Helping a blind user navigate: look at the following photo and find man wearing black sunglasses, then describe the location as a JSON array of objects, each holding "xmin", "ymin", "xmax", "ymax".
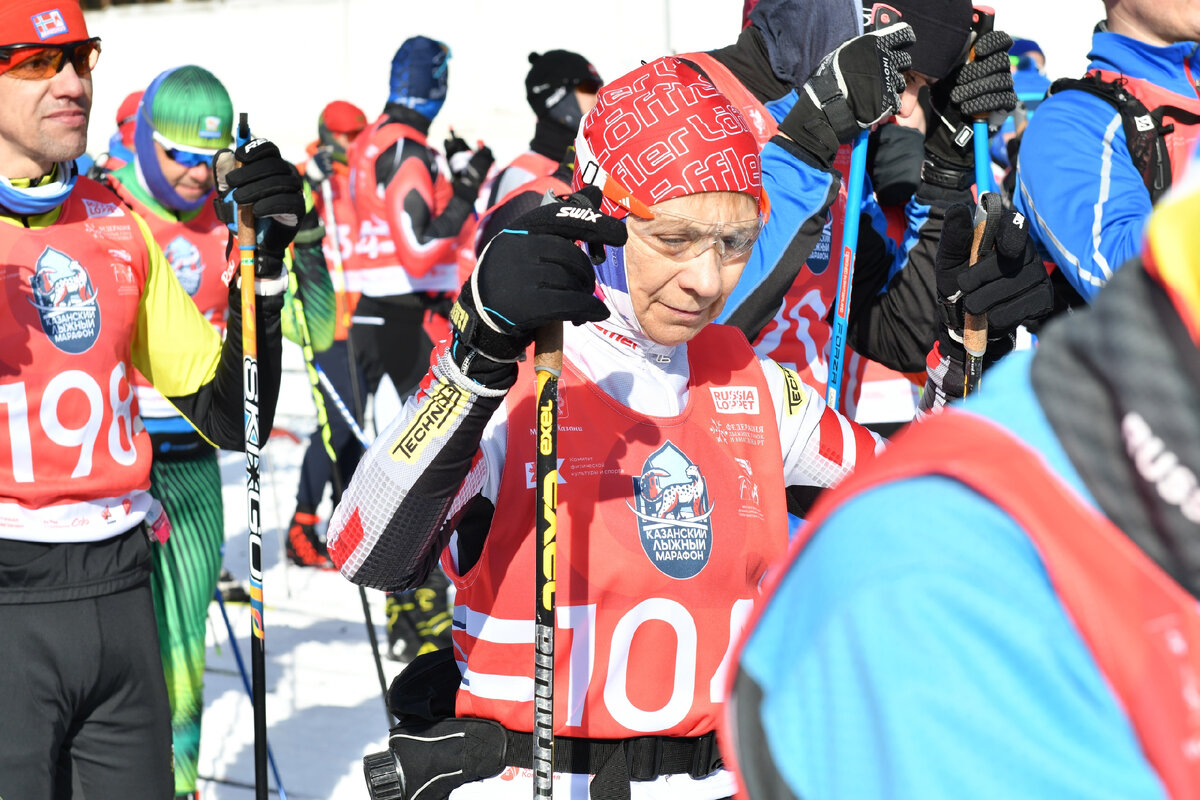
[{"xmin": 0, "ymin": 3, "xmax": 303, "ymax": 798}]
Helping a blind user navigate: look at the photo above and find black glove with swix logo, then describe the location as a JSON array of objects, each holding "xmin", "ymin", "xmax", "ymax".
[
  {"xmin": 778, "ymin": 23, "xmax": 915, "ymax": 170},
  {"xmin": 449, "ymin": 185, "xmax": 625, "ymax": 387}
]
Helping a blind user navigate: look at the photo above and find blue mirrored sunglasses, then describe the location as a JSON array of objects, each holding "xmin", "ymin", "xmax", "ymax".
[{"xmin": 152, "ymin": 130, "xmax": 213, "ymax": 169}]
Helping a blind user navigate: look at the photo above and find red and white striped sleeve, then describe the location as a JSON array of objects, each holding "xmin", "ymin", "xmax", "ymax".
[{"xmin": 761, "ymin": 358, "xmax": 886, "ymax": 488}]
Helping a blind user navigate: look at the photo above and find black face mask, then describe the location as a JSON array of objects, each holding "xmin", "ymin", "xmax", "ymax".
[{"xmin": 544, "ymin": 87, "xmax": 586, "ymax": 131}]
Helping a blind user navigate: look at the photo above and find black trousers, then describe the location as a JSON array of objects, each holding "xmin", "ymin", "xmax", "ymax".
[
  {"xmin": 350, "ymin": 294, "xmax": 439, "ymax": 402},
  {"xmin": 0, "ymin": 578, "xmax": 172, "ymax": 799}
]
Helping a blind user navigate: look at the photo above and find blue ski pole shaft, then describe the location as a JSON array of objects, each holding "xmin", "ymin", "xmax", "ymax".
[
  {"xmin": 970, "ymin": 6, "xmax": 997, "ymax": 195},
  {"xmin": 213, "ymin": 590, "xmax": 289, "ymax": 800},
  {"xmin": 826, "ymin": 130, "xmax": 869, "ymax": 411},
  {"xmin": 973, "ymin": 119, "xmax": 991, "ymax": 195}
]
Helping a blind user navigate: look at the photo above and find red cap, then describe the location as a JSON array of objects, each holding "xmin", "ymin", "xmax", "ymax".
[
  {"xmin": 320, "ymin": 100, "xmax": 368, "ymax": 135},
  {"xmin": 572, "ymin": 56, "xmax": 763, "ymax": 220},
  {"xmin": 115, "ymin": 89, "xmax": 142, "ymax": 147},
  {"xmin": 0, "ymin": 1, "xmax": 89, "ymax": 48}
]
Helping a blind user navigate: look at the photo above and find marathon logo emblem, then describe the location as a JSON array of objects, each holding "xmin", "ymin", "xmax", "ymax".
[
  {"xmin": 807, "ymin": 213, "xmax": 833, "ymax": 275},
  {"xmin": 628, "ymin": 442, "xmax": 713, "ymax": 579},
  {"xmin": 164, "ymin": 235, "xmax": 203, "ymax": 295},
  {"xmin": 779, "ymin": 365, "xmax": 806, "ymax": 416},
  {"xmin": 390, "ymin": 383, "xmax": 467, "ymax": 464},
  {"xmin": 28, "ymin": 247, "xmax": 101, "ymax": 354},
  {"xmin": 82, "ymin": 198, "xmax": 125, "ymax": 218},
  {"xmin": 31, "ymin": 9, "xmax": 68, "ymax": 40}
]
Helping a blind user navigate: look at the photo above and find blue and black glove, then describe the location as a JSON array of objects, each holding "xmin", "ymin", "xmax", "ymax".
[{"xmin": 778, "ymin": 23, "xmax": 915, "ymax": 170}]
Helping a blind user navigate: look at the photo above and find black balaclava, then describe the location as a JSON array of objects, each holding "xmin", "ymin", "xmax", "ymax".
[{"xmin": 526, "ymin": 50, "xmax": 602, "ymax": 161}]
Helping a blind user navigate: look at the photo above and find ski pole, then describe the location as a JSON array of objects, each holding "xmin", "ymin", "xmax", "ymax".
[
  {"xmin": 314, "ymin": 362, "xmax": 370, "ymax": 448},
  {"xmin": 963, "ymin": 191, "xmax": 1001, "ymax": 394},
  {"xmin": 213, "ymin": 589, "xmax": 290, "ymax": 800},
  {"xmin": 531, "ymin": 191, "xmax": 575, "ymax": 799},
  {"xmin": 826, "ymin": 3, "xmax": 898, "ymax": 411},
  {"xmin": 533, "ymin": 319, "xmax": 560, "ymax": 800},
  {"xmin": 970, "ymin": 6, "xmax": 997, "ymax": 195},
  {"xmin": 318, "ymin": 170, "xmax": 367, "ymax": 431},
  {"xmin": 825, "ymin": 130, "xmax": 869, "ymax": 412},
  {"xmin": 287, "ymin": 271, "xmax": 393, "ymax": 727},
  {"xmin": 233, "ymin": 112, "xmax": 270, "ymax": 800}
]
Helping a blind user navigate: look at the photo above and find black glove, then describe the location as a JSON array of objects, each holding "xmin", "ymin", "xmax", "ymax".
[
  {"xmin": 444, "ymin": 130, "xmax": 471, "ymax": 163},
  {"xmin": 213, "ymin": 138, "xmax": 304, "ymax": 278},
  {"xmin": 304, "ymin": 146, "xmax": 336, "ymax": 187},
  {"xmin": 934, "ymin": 202, "xmax": 1053, "ymax": 362},
  {"xmin": 450, "ymin": 186, "xmax": 624, "ymax": 380},
  {"xmin": 923, "ymin": 30, "xmax": 1017, "ymax": 188},
  {"xmin": 778, "ymin": 23, "xmax": 915, "ymax": 170},
  {"xmin": 451, "ymin": 145, "xmax": 494, "ymax": 204}
]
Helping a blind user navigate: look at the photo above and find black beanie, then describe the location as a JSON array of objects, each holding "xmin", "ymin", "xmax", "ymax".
[
  {"xmin": 865, "ymin": 0, "xmax": 973, "ymax": 80},
  {"xmin": 525, "ymin": 50, "xmax": 602, "ymax": 118}
]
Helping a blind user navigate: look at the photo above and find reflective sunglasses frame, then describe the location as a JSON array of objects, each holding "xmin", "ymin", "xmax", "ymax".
[
  {"xmin": 152, "ymin": 130, "xmax": 215, "ymax": 169},
  {"xmin": 0, "ymin": 37, "xmax": 101, "ymax": 81}
]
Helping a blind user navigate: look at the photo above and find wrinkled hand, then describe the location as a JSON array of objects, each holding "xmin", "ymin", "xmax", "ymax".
[
  {"xmin": 214, "ymin": 138, "xmax": 304, "ymax": 278},
  {"xmin": 451, "ymin": 186, "xmax": 624, "ymax": 375},
  {"xmin": 778, "ymin": 23, "xmax": 915, "ymax": 169},
  {"xmin": 925, "ymin": 30, "xmax": 1018, "ymax": 178}
]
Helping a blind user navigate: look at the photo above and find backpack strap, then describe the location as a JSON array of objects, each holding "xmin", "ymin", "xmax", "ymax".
[{"xmin": 1048, "ymin": 73, "xmax": 1173, "ymax": 203}]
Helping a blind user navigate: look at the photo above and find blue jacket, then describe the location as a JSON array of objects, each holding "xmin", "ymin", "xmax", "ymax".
[
  {"xmin": 989, "ymin": 64, "xmax": 1051, "ymax": 169},
  {"xmin": 1014, "ymin": 31, "xmax": 1200, "ymax": 301},
  {"xmin": 735, "ymin": 351, "xmax": 1168, "ymax": 799},
  {"xmin": 719, "ymin": 90, "xmax": 928, "ymax": 370}
]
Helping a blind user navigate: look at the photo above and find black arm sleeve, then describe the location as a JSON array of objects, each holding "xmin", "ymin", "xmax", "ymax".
[
  {"xmin": 337, "ymin": 355, "xmax": 515, "ymax": 592},
  {"xmin": 847, "ymin": 182, "xmax": 973, "ymax": 372},
  {"xmin": 167, "ymin": 285, "xmax": 284, "ymax": 451},
  {"xmin": 868, "ymin": 124, "xmax": 924, "ymax": 207}
]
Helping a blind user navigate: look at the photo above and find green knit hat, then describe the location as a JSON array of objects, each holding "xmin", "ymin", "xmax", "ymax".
[{"xmin": 141, "ymin": 65, "xmax": 233, "ymax": 152}]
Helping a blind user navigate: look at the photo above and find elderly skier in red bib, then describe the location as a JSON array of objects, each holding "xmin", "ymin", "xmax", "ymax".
[{"xmin": 328, "ymin": 46, "xmax": 912, "ymax": 798}]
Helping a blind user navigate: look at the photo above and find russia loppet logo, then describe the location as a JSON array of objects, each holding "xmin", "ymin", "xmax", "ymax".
[
  {"xmin": 628, "ymin": 442, "xmax": 713, "ymax": 579},
  {"xmin": 28, "ymin": 247, "xmax": 101, "ymax": 354},
  {"xmin": 164, "ymin": 235, "xmax": 203, "ymax": 295}
]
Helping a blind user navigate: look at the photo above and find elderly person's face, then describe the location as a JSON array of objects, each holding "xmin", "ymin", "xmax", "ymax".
[{"xmin": 623, "ymin": 190, "xmax": 760, "ymax": 347}]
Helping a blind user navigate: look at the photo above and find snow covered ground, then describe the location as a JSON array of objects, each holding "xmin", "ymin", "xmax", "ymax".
[{"xmin": 198, "ymin": 343, "xmax": 401, "ymax": 800}]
